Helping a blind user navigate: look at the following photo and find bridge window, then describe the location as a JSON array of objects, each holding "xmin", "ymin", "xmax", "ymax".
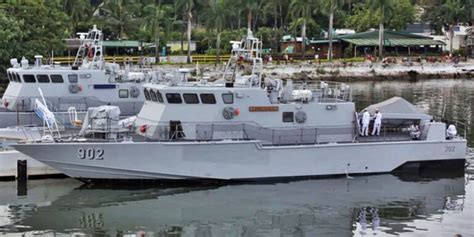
[
  {"xmin": 6, "ymin": 72, "xmax": 12, "ymax": 82},
  {"xmin": 282, "ymin": 112, "xmax": 294, "ymax": 123},
  {"xmin": 200, "ymin": 93, "xmax": 216, "ymax": 104},
  {"xmin": 183, "ymin": 93, "xmax": 199, "ymax": 104},
  {"xmin": 68, "ymin": 74, "xmax": 78, "ymax": 83},
  {"xmin": 119, "ymin": 89, "xmax": 129, "ymax": 98},
  {"xmin": 37, "ymin": 75, "xmax": 50, "ymax": 83},
  {"xmin": 150, "ymin": 90, "xmax": 158, "ymax": 102},
  {"xmin": 222, "ymin": 93, "xmax": 234, "ymax": 104},
  {"xmin": 156, "ymin": 90, "xmax": 164, "ymax": 103},
  {"xmin": 166, "ymin": 93, "xmax": 182, "ymax": 104},
  {"xmin": 50, "ymin": 75, "xmax": 64, "ymax": 83},
  {"xmin": 15, "ymin": 73, "xmax": 21, "ymax": 82},
  {"xmin": 144, "ymin": 89, "xmax": 151, "ymax": 100},
  {"xmin": 23, "ymin": 74, "xmax": 36, "ymax": 83}
]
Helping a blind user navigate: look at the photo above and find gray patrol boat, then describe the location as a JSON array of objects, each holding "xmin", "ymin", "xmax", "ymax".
[
  {"xmin": 0, "ymin": 25, "xmax": 174, "ymax": 131},
  {"xmin": 12, "ymin": 34, "xmax": 468, "ymax": 182}
]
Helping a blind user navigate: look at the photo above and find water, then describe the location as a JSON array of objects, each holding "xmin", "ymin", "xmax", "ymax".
[{"xmin": 1, "ymin": 79, "xmax": 474, "ymax": 236}]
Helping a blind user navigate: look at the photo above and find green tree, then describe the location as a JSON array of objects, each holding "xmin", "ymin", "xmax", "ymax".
[
  {"xmin": 366, "ymin": 0, "xmax": 394, "ymax": 59},
  {"xmin": 323, "ymin": 0, "xmax": 345, "ymax": 61},
  {"xmin": 142, "ymin": 0, "xmax": 165, "ymax": 61},
  {"xmin": 290, "ymin": 0, "xmax": 318, "ymax": 60},
  {"xmin": 176, "ymin": 0, "xmax": 197, "ymax": 63},
  {"xmin": 62, "ymin": 0, "xmax": 92, "ymax": 34},
  {"xmin": 204, "ymin": 0, "xmax": 228, "ymax": 64},
  {"xmin": 0, "ymin": 9, "xmax": 23, "ymax": 78},
  {"xmin": 440, "ymin": 0, "xmax": 467, "ymax": 53},
  {"xmin": 99, "ymin": 0, "xmax": 140, "ymax": 39},
  {"xmin": 0, "ymin": 1, "xmax": 68, "ymax": 76},
  {"xmin": 242, "ymin": 0, "xmax": 263, "ymax": 32},
  {"xmin": 345, "ymin": 0, "xmax": 414, "ymax": 32}
]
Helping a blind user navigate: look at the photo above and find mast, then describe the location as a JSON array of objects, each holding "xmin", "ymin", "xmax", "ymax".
[
  {"xmin": 73, "ymin": 25, "xmax": 104, "ymax": 70},
  {"xmin": 222, "ymin": 30, "xmax": 263, "ymax": 87}
]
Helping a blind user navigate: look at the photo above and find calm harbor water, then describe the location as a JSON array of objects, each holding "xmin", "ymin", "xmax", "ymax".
[{"xmin": 1, "ymin": 79, "xmax": 474, "ymax": 236}]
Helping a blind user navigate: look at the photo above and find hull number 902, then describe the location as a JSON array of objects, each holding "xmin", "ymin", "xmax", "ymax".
[{"xmin": 78, "ymin": 148, "xmax": 104, "ymax": 160}]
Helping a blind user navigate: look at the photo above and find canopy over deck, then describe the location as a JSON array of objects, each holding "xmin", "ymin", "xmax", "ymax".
[{"xmin": 364, "ymin": 97, "xmax": 432, "ymax": 120}]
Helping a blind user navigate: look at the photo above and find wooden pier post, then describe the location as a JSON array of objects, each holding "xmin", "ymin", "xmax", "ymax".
[{"xmin": 17, "ymin": 159, "xmax": 27, "ymax": 196}]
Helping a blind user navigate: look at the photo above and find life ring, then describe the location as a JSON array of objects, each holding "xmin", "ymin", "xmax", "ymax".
[
  {"xmin": 295, "ymin": 110, "xmax": 307, "ymax": 124},
  {"xmin": 69, "ymin": 84, "xmax": 81, "ymax": 94},
  {"xmin": 130, "ymin": 86, "xmax": 140, "ymax": 98},
  {"xmin": 223, "ymin": 107, "xmax": 235, "ymax": 120}
]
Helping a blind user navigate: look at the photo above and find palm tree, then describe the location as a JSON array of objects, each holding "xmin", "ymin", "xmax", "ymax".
[
  {"xmin": 290, "ymin": 0, "xmax": 318, "ymax": 60},
  {"xmin": 176, "ymin": 0, "xmax": 196, "ymax": 63},
  {"xmin": 440, "ymin": 0, "xmax": 466, "ymax": 53},
  {"xmin": 263, "ymin": 0, "xmax": 281, "ymax": 29},
  {"xmin": 366, "ymin": 0, "xmax": 393, "ymax": 60},
  {"xmin": 204, "ymin": 0, "xmax": 228, "ymax": 64},
  {"xmin": 62, "ymin": 0, "xmax": 91, "ymax": 33},
  {"xmin": 242, "ymin": 0, "xmax": 262, "ymax": 33},
  {"xmin": 323, "ymin": 0, "xmax": 344, "ymax": 61},
  {"xmin": 100, "ymin": 0, "xmax": 138, "ymax": 39},
  {"xmin": 142, "ymin": 0, "xmax": 164, "ymax": 61}
]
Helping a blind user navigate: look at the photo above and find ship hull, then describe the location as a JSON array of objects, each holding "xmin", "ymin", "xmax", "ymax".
[{"xmin": 12, "ymin": 139, "xmax": 467, "ymax": 181}]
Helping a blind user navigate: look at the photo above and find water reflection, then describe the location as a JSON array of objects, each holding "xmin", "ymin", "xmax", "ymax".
[
  {"xmin": 0, "ymin": 171, "xmax": 468, "ymax": 236},
  {"xmin": 1, "ymin": 79, "xmax": 473, "ymax": 236}
]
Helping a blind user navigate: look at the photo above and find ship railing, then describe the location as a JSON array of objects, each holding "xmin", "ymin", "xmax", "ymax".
[
  {"xmin": 294, "ymin": 81, "xmax": 352, "ymax": 102},
  {"xmin": 140, "ymin": 122, "xmax": 354, "ymax": 145},
  {"xmin": 161, "ymin": 123, "xmax": 355, "ymax": 145},
  {"xmin": 433, "ymin": 116, "xmax": 469, "ymax": 139},
  {"xmin": 452, "ymin": 120, "xmax": 468, "ymax": 139}
]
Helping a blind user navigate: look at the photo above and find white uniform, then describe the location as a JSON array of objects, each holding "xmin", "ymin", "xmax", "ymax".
[
  {"xmin": 409, "ymin": 124, "xmax": 421, "ymax": 139},
  {"xmin": 372, "ymin": 112, "xmax": 382, "ymax": 136},
  {"xmin": 446, "ymin": 124, "xmax": 457, "ymax": 139},
  {"xmin": 361, "ymin": 111, "xmax": 371, "ymax": 136}
]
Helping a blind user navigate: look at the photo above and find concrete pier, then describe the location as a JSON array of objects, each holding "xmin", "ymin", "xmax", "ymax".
[{"xmin": 0, "ymin": 150, "xmax": 60, "ymax": 179}]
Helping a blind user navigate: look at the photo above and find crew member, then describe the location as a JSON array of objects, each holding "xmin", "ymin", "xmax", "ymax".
[
  {"xmin": 446, "ymin": 124, "xmax": 457, "ymax": 139},
  {"xmin": 409, "ymin": 123, "xmax": 421, "ymax": 140},
  {"xmin": 372, "ymin": 109, "xmax": 382, "ymax": 136},
  {"xmin": 361, "ymin": 109, "xmax": 370, "ymax": 136}
]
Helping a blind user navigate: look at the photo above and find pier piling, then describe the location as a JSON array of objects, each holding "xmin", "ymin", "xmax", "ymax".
[{"xmin": 17, "ymin": 159, "xmax": 27, "ymax": 196}]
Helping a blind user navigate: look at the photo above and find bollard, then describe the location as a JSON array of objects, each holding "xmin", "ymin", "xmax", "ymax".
[{"xmin": 17, "ymin": 159, "xmax": 27, "ymax": 196}]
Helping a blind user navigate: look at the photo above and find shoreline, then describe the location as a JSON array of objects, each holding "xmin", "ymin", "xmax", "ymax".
[{"xmin": 261, "ymin": 61, "xmax": 474, "ymax": 82}]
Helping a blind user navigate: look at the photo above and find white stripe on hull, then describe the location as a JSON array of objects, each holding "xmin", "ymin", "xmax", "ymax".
[{"xmin": 13, "ymin": 139, "xmax": 467, "ymax": 180}]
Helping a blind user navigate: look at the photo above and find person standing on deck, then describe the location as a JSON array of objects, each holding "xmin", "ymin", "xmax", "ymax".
[
  {"xmin": 361, "ymin": 109, "xmax": 371, "ymax": 136},
  {"xmin": 372, "ymin": 109, "xmax": 382, "ymax": 136}
]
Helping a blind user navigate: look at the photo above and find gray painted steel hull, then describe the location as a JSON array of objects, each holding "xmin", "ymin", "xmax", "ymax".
[{"xmin": 13, "ymin": 139, "xmax": 467, "ymax": 181}]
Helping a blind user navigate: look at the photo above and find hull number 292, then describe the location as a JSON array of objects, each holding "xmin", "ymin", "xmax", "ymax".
[
  {"xmin": 444, "ymin": 146, "xmax": 455, "ymax": 153},
  {"xmin": 78, "ymin": 148, "xmax": 104, "ymax": 160}
]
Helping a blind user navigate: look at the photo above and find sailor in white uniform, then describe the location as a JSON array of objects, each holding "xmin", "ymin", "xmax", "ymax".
[
  {"xmin": 372, "ymin": 109, "xmax": 382, "ymax": 136},
  {"xmin": 446, "ymin": 124, "xmax": 457, "ymax": 139},
  {"xmin": 361, "ymin": 109, "xmax": 371, "ymax": 136}
]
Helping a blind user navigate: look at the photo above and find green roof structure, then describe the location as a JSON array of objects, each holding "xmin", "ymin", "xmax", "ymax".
[
  {"xmin": 102, "ymin": 40, "xmax": 142, "ymax": 47},
  {"xmin": 338, "ymin": 30, "xmax": 445, "ymax": 46}
]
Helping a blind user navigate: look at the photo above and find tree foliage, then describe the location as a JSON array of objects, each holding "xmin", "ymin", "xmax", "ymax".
[
  {"xmin": 0, "ymin": 0, "xmax": 471, "ymax": 72},
  {"xmin": 345, "ymin": 0, "xmax": 415, "ymax": 32},
  {"xmin": 0, "ymin": 1, "xmax": 69, "ymax": 77}
]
